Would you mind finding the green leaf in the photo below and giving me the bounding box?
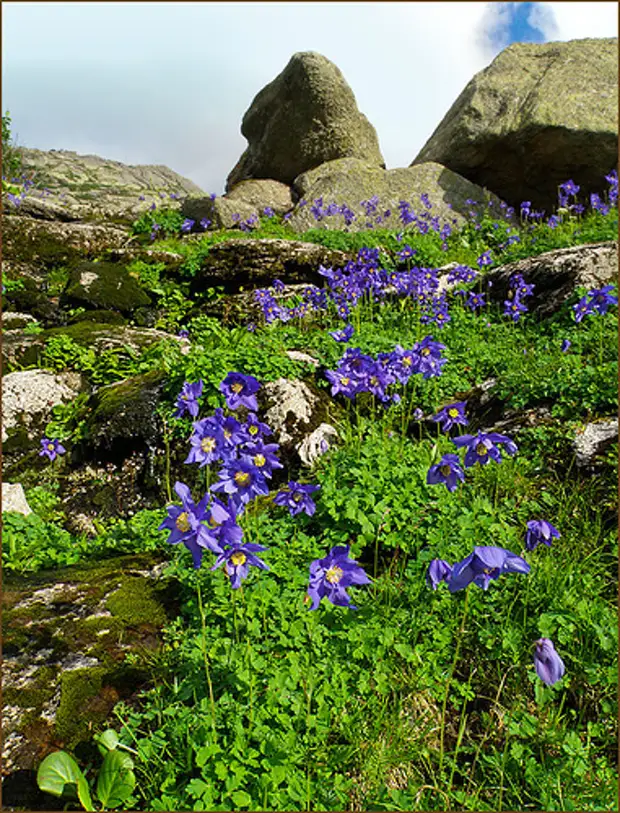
[96,749,135,809]
[94,728,119,756]
[37,751,94,811]
[231,790,252,807]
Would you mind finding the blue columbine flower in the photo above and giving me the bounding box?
[329,323,354,343]
[427,559,453,590]
[533,638,565,686]
[211,540,269,589]
[561,339,571,353]
[503,297,528,322]
[452,431,517,468]
[180,218,195,233]
[466,292,486,311]
[241,412,272,442]
[524,519,561,552]
[39,437,66,462]
[573,296,594,322]
[273,481,320,517]
[220,372,261,411]
[241,440,283,479]
[426,453,466,492]
[174,380,203,419]
[200,217,211,230]
[158,482,221,568]
[431,401,468,432]
[588,285,617,315]
[185,417,226,468]
[307,545,371,610]
[211,459,269,511]
[448,545,530,592]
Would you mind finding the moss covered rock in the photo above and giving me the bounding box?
[63,261,152,313]
[2,553,175,777]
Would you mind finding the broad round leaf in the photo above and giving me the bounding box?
[96,749,136,809]
[37,751,94,811]
[94,728,120,757]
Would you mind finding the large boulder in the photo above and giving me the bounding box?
[287,158,511,233]
[226,51,385,190]
[189,238,351,294]
[410,38,619,216]
[225,179,295,215]
[180,196,258,231]
[62,260,152,313]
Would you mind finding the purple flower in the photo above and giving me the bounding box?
[448,545,530,592]
[273,481,320,517]
[185,417,226,468]
[174,380,203,419]
[178,328,190,339]
[220,372,261,411]
[307,545,371,610]
[452,432,517,468]
[476,250,492,268]
[397,244,416,262]
[211,540,269,589]
[561,339,571,353]
[427,453,465,492]
[559,179,580,198]
[200,217,211,230]
[241,440,283,478]
[241,412,272,442]
[329,323,354,343]
[263,206,275,218]
[503,297,528,322]
[412,336,446,379]
[431,401,468,432]
[573,296,594,323]
[211,459,269,510]
[525,519,561,552]
[427,559,453,590]
[412,408,424,421]
[158,482,221,568]
[588,285,617,315]
[533,638,565,686]
[466,292,486,311]
[39,437,66,462]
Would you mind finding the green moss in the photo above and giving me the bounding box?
[105,577,168,626]
[65,261,152,312]
[68,309,127,326]
[55,667,106,744]
[3,217,83,268]
[90,368,165,424]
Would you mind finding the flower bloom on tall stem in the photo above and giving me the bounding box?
[329,323,354,343]
[452,431,517,468]
[533,638,565,686]
[587,285,617,315]
[426,453,466,492]
[220,372,261,411]
[431,401,468,432]
[185,418,226,468]
[241,440,283,478]
[503,297,528,322]
[572,296,594,323]
[39,437,66,462]
[561,339,571,353]
[241,412,273,442]
[158,482,221,569]
[524,519,560,551]
[307,545,371,610]
[448,545,530,592]
[174,380,203,419]
[211,459,269,511]
[273,482,320,517]
[427,559,453,590]
[211,541,269,589]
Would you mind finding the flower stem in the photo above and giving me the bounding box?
[196,581,217,741]
[438,585,471,779]
[240,586,254,728]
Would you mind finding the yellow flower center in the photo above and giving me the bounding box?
[340,376,350,386]
[293,492,303,502]
[249,425,258,435]
[326,565,343,584]
[369,376,378,386]
[254,453,266,467]
[440,465,452,476]
[175,512,191,532]
[476,443,488,456]
[47,443,55,451]
[201,437,216,453]
[231,551,247,566]
[231,383,243,394]
[234,471,250,486]
[422,348,431,356]
[403,357,412,367]
[224,430,232,440]
[448,408,459,418]
[207,516,220,529]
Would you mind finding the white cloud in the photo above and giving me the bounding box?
[529,2,618,40]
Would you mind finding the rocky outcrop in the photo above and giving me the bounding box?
[226,51,385,190]
[287,158,511,233]
[573,419,618,469]
[2,484,33,515]
[180,195,258,231]
[189,238,351,294]
[484,241,618,317]
[410,38,619,216]
[11,147,204,222]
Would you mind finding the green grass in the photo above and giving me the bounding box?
[14,196,618,811]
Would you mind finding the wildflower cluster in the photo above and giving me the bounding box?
[504,273,535,322]
[573,284,618,323]
[326,338,446,402]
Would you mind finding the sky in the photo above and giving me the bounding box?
[2,2,618,194]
